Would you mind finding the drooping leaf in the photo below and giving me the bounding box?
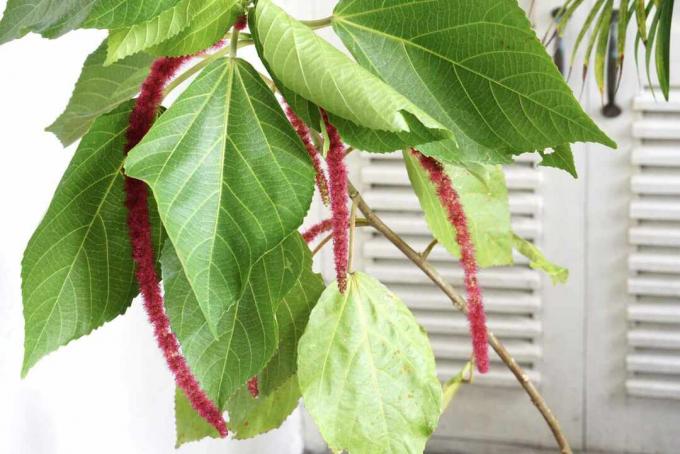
[635,0,649,44]
[442,361,473,412]
[594,0,614,94]
[83,0,183,29]
[252,0,451,154]
[333,0,616,160]
[259,257,325,396]
[149,0,242,58]
[655,0,674,100]
[513,234,569,285]
[126,58,315,333]
[298,273,442,454]
[227,375,301,440]
[105,0,196,64]
[21,102,162,376]
[540,144,578,178]
[161,234,305,410]
[403,151,513,268]
[47,39,153,146]
[0,0,96,44]
[174,388,221,448]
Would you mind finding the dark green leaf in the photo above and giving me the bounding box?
[540,144,578,177]
[333,0,616,161]
[162,234,305,409]
[22,103,162,376]
[298,273,442,454]
[126,58,315,333]
[404,152,513,267]
[655,0,674,100]
[47,39,153,146]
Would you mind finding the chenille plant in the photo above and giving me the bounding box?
[2,0,620,452]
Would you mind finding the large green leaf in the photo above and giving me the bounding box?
[0,0,96,44]
[298,273,442,454]
[21,103,162,376]
[404,151,513,267]
[83,0,183,29]
[105,0,196,64]
[47,39,153,146]
[161,234,305,409]
[259,257,325,396]
[333,0,616,159]
[252,0,451,151]
[149,0,242,57]
[126,58,314,333]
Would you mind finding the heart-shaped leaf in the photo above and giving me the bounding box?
[126,58,315,333]
[298,273,442,454]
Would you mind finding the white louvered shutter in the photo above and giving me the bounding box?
[627,93,680,399]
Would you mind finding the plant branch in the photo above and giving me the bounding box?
[301,16,333,29]
[347,182,573,454]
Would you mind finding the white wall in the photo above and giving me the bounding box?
[0,2,308,453]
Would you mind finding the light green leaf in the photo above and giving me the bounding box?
[404,151,513,267]
[21,103,163,376]
[540,144,578,178]
[162,234,305,410]
[105,0,196,64]
[513,234,569,285]
[150,0,242,57]
[227,375,301,440]
[252,0,451,148]
[333,0,616,160]
[259,259,325,396]
[0,0,96,44]
[298,273,442,454]
[47,39,153,146]
[83,0,183,29]
[126,58,314,333]
[174,388,221,448]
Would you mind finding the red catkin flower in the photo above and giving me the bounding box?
[284,104,331,205]
[411,149,489,374]
[124,56,228,437]
[234,14,248,31]
[302,219,334,244]
[320,110,350,293]
[247,377,259,398]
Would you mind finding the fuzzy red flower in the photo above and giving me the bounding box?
[284,104,330,205]
[124,56,227,437]
[320,110,350,293]
[411,149,489,373]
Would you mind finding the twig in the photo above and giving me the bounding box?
[421,238,439,260]
[348,182,573,454]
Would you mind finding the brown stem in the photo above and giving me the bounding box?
[348,182,572,454]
